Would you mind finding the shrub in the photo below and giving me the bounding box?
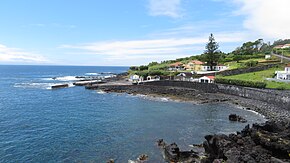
[139,65,148,71]
[215,78,266,88]
[276,85,286,90]
[136,71,149,77]
[129,66,138,71]
[244,60,258,67]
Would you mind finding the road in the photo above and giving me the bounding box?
[271,52,290,62]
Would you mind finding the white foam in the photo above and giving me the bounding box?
[85,73,100,76]
[52,76,81,81]
[135,94,170,102]
[96,90,106,94]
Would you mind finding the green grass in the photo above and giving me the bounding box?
[219,66,290,89]
[225,58,280,70]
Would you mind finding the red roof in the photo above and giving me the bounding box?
[170,62,183,67]
[286,63,290,67]
[274,45,284,49]
[206,76,215,80]
[189,60,204,65]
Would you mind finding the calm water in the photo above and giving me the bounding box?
[0,65,266,162]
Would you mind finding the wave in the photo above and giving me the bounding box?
[85,73,100,76]
[96,90,106,94]
[134,94,170,102]
[50,76,81,81]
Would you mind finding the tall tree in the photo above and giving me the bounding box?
[204,33,220,70]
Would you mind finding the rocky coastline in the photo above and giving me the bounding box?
[87,81,290,162]
[89,84,290,121]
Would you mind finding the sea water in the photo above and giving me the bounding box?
[0,65,266,162]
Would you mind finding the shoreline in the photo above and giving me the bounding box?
[89,80,290,162]
[91,82,290,121]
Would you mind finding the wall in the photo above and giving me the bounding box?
[145,80,290,110]
[144,80,218,93]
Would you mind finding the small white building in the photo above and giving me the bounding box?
[198,76,215,83]
[146,75,160,81]
[265,54,271,59]
[201,65,211,71]
[275,64,290,80]
[130,74,140,81]
[201,65,228,71]
[175,72,194,81]
[214,64,228,71]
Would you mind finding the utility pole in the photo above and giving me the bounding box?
[281,49,284,63]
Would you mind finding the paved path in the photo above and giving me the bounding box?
[271,52,290,62]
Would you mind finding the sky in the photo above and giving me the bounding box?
[0,0,289,66]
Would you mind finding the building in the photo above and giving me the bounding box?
[273,44,290,49]
[175,72,194,81]
[282,44,290,49]
[214,64,228,71]
[273,45,284,49]
[201,65,211,71]
[146,75,160,81]
[184,60,204,71]
[275,64,290,80]
[201,65,228,71]
[168,62,184,71]
[198,76,215,83]
[265,54,271,59]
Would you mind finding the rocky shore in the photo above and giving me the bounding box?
[87,81,290,162]
[89,84,290,121]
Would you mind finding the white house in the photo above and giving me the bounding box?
[146,75,160,81]
[201,65,211,71]
[265,54,271,59]
[275,64,290,80]
[129,74,144,84]
[175,72,194,81]
[214,64,228,71]
[130,74,140,81]
[201,65,228,71]
[198,76,215,83]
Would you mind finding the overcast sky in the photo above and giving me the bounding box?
[0,0,289,66]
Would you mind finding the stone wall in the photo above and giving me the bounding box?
[217,84,290,110]
[145,80,290,110]
[144,80,218,93]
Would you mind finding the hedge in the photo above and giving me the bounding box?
[215,78,266,88]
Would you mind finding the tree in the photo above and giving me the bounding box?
[204,33,220,70]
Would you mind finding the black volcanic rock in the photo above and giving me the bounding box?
[200,120,290,163]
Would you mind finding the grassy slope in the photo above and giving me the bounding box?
[220,66,290,89]
[225,58,280,70]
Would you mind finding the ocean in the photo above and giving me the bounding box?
[0,65,266,162]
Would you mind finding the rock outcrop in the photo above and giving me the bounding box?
[229,114,247,123]
[202,121,290,162]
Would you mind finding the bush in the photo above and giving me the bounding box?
[276,85,286,90]
[215,78,266,88]
[139,65,148,71]
[136,71,149,77]
[244,60,258,67]
[129,66,138,71]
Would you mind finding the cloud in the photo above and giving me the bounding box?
[148,0,183,18]
[0,44,48,63]
[60,32,247,65]
[231,0,290,39]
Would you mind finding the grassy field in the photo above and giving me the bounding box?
[220,66,290,89]
[225,58,280,70]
